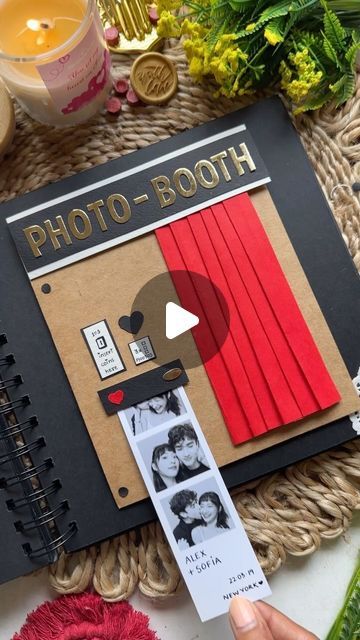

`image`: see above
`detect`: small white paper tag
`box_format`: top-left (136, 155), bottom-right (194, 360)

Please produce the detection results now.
top-left (118, 386), bottom-right (271, 621)
top-left (129, 336), bottom-right (156, 365)
top-left (82, 320), bottom-right (125, 379)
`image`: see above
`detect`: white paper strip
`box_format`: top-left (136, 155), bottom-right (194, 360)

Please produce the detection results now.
top-left (118, 386), bottom-right (271, 622)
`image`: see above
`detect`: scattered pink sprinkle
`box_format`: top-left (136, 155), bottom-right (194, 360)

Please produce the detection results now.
top-left (113, 78), bottom-right (129, 95)
top-left (104, 26), bottom-right (119, 46)
top-left (105, 96), bottom-right (122, 114)
top-left (148, 7), bottom-right (159, 24)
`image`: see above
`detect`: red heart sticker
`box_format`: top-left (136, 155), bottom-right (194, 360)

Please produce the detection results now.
top-left (108, 389), bottom-right (124, 405)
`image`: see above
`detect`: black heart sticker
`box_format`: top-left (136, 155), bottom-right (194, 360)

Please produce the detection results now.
top-left (118, 311), bottom-right (144, 334)
top-left (259, 580), bottom-right (263, 585)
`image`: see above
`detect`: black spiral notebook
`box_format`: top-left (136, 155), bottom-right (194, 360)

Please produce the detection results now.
top-left (1, 97), bottom-right (360, 586)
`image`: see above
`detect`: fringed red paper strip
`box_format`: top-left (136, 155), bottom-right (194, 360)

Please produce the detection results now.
top-left (223, 194), bottom-right (340, 410)
top-left (169, 216), bottom-right (267, 434)
top-left (198, 207), bottom-right (302, 424)
top-left (156, 224), bottom-right (252, 442)
top-left (189, 209), bottom-right (281, 429)
top-left (12, 592), bottom-right (158, 640)
top-left (155, 193), bottom-right (340, 445)
top-left (210, 202), bottom-right (319, 416)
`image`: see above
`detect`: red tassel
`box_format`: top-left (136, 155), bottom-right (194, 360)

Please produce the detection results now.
top-left (12, 593), bottom-right (159, 640)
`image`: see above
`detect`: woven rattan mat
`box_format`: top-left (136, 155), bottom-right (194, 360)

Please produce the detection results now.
top-left (1, 42), bottom-right (359, 600)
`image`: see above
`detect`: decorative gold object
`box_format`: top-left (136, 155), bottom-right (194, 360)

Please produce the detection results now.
top-left (163, 368), bottom-right (183, 382)
top-left (0, 79), bottom-right (15, 158)
top-left (97, 0), bottom-right (163, 53)
top-left (130, 52), bottom-right (178, 104)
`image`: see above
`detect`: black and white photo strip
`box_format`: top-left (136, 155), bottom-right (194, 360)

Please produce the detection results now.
top-left (161, 476), bottom-right (235, 550)
top-left (118, 385), bottom-right (271, 619)
top-left (136, 421), bottom-right (210, 493)
top-left (122, 388), bottom-right (186, 435)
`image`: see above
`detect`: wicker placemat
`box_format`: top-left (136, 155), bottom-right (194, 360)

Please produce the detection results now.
top-left (1, 42), bottom-right (359, 600)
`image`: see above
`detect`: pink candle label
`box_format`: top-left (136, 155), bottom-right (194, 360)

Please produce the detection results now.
top-left (37, 13), bottom-right (110, 115)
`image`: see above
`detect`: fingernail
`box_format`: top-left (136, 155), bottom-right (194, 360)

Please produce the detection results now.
top-left (230, 598), bottom-right (258, 632)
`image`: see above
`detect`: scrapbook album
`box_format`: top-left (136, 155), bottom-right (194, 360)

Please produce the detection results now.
top-left (1, 97), bottom-right (360, 589)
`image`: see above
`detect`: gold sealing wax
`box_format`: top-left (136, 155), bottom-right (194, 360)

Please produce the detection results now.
top-left (162, 367), bottom-right (183, 381)
top-left (130, 52), bottom-right (178, 105)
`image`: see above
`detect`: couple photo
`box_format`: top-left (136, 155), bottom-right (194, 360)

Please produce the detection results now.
top-left (151, 423), bottom-right (210, 492)
top-left (126, 389), bottom-right (185, 434)
top-left (167, 488), bottom-right (232, 549)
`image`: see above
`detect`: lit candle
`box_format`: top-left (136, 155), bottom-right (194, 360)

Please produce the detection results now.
top-left (0, 0), bottom-right (112, 126)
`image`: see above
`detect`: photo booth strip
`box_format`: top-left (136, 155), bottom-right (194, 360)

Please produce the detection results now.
top-left (156, 193), bottom-right (341, 444)
top-left (118, 385), bottom-right (271, 622)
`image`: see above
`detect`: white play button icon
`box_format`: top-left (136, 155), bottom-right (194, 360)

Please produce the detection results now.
top-left (166, 302), bottom-right (199, 340)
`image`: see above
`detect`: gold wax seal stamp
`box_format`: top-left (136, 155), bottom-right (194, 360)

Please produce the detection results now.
top-left (130, 52), bottom-right (178, 105)
top-left (97, 0), bottom-right (163, 53)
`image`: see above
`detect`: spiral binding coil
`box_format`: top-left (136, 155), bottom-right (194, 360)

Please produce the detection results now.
top-left (14, 500), bottom-right (69, 532)
top-left (0, 416), bottom-right (38, 440)
top-left (0, 458), bottom-right (53, 488)
top-left (0, 333), bottom-right (77, 563)
top-left (23, 522), bottom-right (78, 558)
top-left (0, 354), bottom-right (15, 366)
top-left (0, 375), bottom-right (22, 391)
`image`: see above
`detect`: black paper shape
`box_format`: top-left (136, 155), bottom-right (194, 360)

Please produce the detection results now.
top-left (118, 311), bottom-right (144, 334)
top-left (98, 359), bottom-right (188, 415)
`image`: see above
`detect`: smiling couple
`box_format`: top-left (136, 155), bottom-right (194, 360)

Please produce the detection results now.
top-left (151, 424), bottom-right (210, 493)
top-left (170, 489), bottom-right (230, 548)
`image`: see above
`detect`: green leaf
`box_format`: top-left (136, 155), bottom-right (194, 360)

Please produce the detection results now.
top-left (228, 0), bottom-right (258, 12)
top-left (235, 1), bottom-right (292, 37)
top-left (264, 16), bottom-right (287, 44)
top-left (329, 69), bottom-right (356, 105)
top-left (294, 90), bottom-right (331, 112)
top-left (345, 38), bottom-right (360, 67)
top-left (322, 1), bottom-right (346, 52)
top-left (323, 34), bottom-right (341, 66)
top-left (258, 0), bottom-right (293, 22)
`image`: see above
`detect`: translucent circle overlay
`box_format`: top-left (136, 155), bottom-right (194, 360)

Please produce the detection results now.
top-left (131, 270), bottom-right (230, 371)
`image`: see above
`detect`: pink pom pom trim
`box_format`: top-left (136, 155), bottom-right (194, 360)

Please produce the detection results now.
top-left (12, 592), bottom-right (159, 640)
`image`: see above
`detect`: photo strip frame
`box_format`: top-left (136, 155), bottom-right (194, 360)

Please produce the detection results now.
top-left (118, 386), bottom-right (271, 621)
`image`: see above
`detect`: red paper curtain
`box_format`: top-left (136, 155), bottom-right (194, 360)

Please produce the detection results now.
top-left (155, 193), bottom-right (340, 445)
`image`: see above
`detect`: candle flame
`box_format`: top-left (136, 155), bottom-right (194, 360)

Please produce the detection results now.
top-left (16, 16), bottom-right (80, 43)
top-left (26, 19), bottom-right (42, 32)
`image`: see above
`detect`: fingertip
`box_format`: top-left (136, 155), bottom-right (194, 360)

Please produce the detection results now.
top-left (229, 597), bottom-right (258, 633)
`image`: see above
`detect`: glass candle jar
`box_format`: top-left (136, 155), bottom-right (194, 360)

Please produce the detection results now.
top-left (0, 0), bottom-right (112, 126)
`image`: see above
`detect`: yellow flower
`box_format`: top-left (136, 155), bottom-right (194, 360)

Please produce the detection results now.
top-left (264, 27), bottom-right (283, 46)
top-left (279, 60), bottom-right (292, 85)
top-left (214, 33), bottom-right (237, 54)
top-left (157, 11), bottom-right (181, 37)
top-left (189, 56), bottom-right (204, 81)
top-left (181, 18), bottom-right (208, 38)
top-left (157, 0), bottom-right (182, 13)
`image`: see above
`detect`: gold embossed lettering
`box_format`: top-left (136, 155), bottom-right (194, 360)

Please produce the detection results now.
top-left (173, 168), bottom-right (197, 198)
top-left (210, 151), bottom-right (231, 182)
top-left (87, 199), bottom-right (108, 231)
top-left (44, 216), bottom-right (72, 251)
top-left (23, 225), bottom-right (47, 258)
top-left (195, 160), bottom-right (220, 189)
top-left (107, 194), bottom-right (131, 223)
top-left (228, 143), bottom-right (256, 176)
top-left (68, 209), bottom-right (92, 240)
top-left (151, 176), bottom-right (176, 208)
